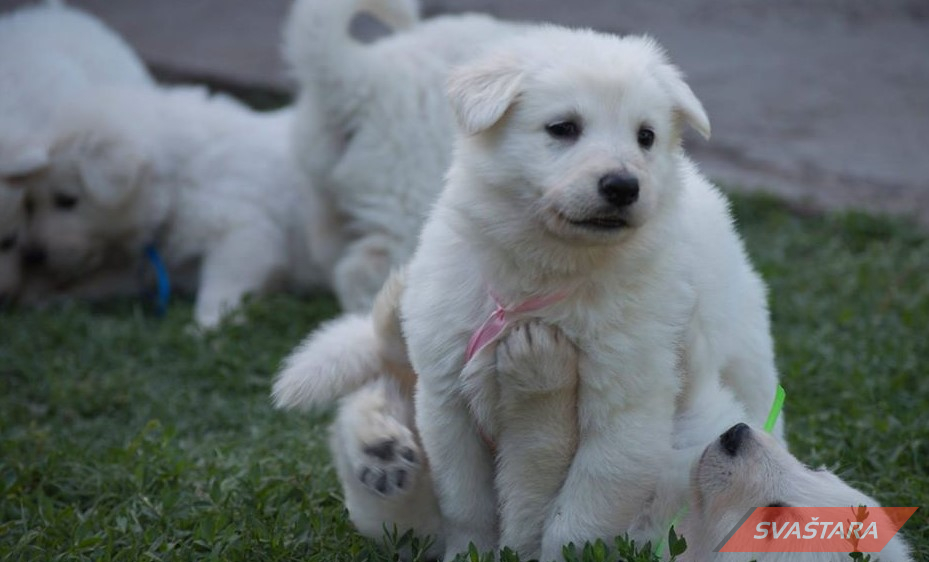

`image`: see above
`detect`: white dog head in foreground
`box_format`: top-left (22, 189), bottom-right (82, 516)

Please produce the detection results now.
top-left (681, 423), bottom-right (912, 561)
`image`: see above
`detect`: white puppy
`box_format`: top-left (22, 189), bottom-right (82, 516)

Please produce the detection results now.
top-left (284, 0), bottom-right (525, 311)
top-left (401, 27), bottom-right (781, 560)
top-left (0, 0), bottom-right (153, 298)
top-left (274, 271), bottom-right (579, 561)
top-left (16, 85), bottom-right (331, 328)
top-left (680, 423), bottom-right (913, 562)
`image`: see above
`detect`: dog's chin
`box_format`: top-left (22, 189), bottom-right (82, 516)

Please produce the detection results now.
top-left (543, 208), bottom-right (636, 245)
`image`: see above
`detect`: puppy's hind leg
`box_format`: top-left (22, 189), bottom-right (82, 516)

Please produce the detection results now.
top-left (331, 379), bottom-right (443, 558)
top-left (333, 234), bottom-right (399, 312)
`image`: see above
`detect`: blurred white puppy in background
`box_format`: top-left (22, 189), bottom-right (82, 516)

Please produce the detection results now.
top-left (15, 84), bottom-right (335, 328)
top-left (0, 0), bottom-right (153, 300)
top-left (400, 27), bottom-right (781, 560)
top-left (284, 0), bottom-right (525, 311)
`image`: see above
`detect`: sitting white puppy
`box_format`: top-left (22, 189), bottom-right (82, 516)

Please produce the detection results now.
top-left (679, 423), bottom-right (913, 562)
top-left (400, 27), bottom-right (782, 560)
top-left (0, 0), bottom-right (153, 298)
top-left (284, 0), bottom-right (524, 311)
top-left (16, 85), bottom-right (333, 328)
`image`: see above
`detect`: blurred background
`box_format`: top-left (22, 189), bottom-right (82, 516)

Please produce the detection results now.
top-left (5, 0), bottom-right (928, 224)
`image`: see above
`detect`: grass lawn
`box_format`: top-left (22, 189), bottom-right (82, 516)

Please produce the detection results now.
top-left (1, 194), bottom-right (927, 561)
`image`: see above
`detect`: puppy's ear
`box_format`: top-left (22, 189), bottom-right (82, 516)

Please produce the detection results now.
top-left (655, 64), bottom-right (711, 140)
top-left (447, 53), bottom-right (524, 135)
top-left (77, 139), bottom-right (148, 208)
top-left (0, 143), bottom-right (50, 182)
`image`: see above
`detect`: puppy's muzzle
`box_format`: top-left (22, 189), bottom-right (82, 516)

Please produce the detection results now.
top-left (598, 172), bottom-right (639, 208)
top-left (719, 422), bottom-right (751, 456)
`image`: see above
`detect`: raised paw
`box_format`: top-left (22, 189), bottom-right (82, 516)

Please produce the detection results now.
top-left (496, 321), bottom-right (579, 394)
top-left (335, 381), bottom-right (424, 498)
top-left (356, 436), bottom-right (421, 497)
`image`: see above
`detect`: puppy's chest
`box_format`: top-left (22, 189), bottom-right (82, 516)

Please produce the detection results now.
top-left (558, 288), bottom-right (691, 386)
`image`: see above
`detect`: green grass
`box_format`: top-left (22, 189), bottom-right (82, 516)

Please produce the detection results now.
top-left (1, 194), bottom-right (927, 561)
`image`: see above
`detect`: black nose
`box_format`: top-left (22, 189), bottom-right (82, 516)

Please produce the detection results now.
top-left (598, 173), bottom-right (640, 208)
top-left (22, 247), bottom-right (47, 266)
top-left (720, 423), bottom-right (751, 456)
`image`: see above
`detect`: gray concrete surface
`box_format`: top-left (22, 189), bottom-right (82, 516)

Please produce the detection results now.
top-left (4, 0), bottom-right (929, 224)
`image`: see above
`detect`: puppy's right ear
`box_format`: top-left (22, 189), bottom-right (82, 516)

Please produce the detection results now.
top-left (77, 138), bottom-right (148, 208)
top-left (447, 53), bottom-right (524, 135)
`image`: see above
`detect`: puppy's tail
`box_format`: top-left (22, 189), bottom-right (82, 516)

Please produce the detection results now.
top-left (283, 0), bottom-right (419, 82)
top-left (272, 268), bottom-right (415, 410)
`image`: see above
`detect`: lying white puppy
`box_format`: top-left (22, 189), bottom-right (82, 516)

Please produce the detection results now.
top-left (400, 27), bottom-right (782, 560)
top-left (16, 85), bottom-right (333, 327)
top-left (0, 0), bottom-right (153, 298)
top-left (284, 0), bottom-right (524, 311)
top-left (680, 423), bottom-right (913, 562)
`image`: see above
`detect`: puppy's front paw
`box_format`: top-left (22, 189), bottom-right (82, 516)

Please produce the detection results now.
top-left (497, 322), bottom-right (578, 393)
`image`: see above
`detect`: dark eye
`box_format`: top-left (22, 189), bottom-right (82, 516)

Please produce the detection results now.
top-left (54, 193), bottom-right (78, 210)
top-left (637, 126), bottom-right (655, 149)
top-left (0, 234), bottom-right (16, 252)
top-left (546, 120), bottom-right (582, 141)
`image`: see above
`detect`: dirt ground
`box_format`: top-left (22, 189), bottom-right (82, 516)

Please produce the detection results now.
top-left (6, 0), bottom-right (929, 224)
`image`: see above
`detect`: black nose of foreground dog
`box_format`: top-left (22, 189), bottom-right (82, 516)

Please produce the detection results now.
top-left (22, 247), bottom-right (47, 266)
top-left (720, 423), bottom-right (751, 456)
top-left (598, 173), bottom-right (639, 207)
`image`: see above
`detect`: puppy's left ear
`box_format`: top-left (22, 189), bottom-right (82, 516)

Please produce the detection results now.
top-left (77, 139), bottom-right (149, 208)
top-left (655, 64), bottom-right (711, 140)
top-left (447, 53), bottom-right (524, 135)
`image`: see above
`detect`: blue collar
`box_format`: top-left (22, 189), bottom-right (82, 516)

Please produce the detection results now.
top-left (144, 245), bottom-right (171, 316)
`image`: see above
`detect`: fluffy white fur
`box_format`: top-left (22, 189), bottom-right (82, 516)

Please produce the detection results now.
top-left (0, 0), bottom-right (152, 299)
top-left (16, 85), bottom-right (331, 328)
top-left (400, 27), bottom-right (781, 560)
top-left (284, 0), bottom-right (525, 311)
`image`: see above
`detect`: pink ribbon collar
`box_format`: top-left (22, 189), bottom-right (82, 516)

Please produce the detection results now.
top-left (465, 288), bottom-right (569, 362)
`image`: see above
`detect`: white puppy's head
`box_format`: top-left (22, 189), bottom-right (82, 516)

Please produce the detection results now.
top-left (15, 103), bottom-right (153, 282)
top-left (446, 28), bottom-right (709, 248)
top-left (686, 423), bottom-right (912, 561)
